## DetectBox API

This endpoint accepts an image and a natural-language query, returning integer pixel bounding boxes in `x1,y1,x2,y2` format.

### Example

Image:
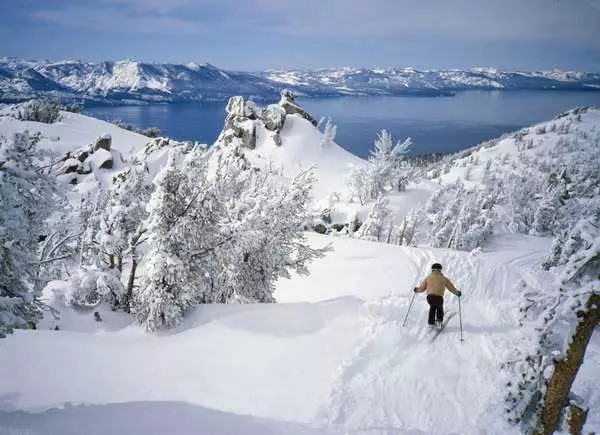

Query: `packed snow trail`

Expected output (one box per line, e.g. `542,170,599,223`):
280,234,551,434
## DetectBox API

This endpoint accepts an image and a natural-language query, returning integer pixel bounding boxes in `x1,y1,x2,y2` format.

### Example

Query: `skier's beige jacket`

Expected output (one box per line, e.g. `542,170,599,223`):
416,270,460,297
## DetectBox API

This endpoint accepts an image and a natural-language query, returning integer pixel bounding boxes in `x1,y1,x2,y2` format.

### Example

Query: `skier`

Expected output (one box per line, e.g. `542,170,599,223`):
413,263,462,329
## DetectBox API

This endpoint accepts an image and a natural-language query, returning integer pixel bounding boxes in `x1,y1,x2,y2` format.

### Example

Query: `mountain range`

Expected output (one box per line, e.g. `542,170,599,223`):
1,57,599,105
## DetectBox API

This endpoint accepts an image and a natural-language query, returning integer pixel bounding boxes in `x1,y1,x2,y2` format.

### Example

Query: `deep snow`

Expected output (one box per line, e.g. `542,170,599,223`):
2,233,584,435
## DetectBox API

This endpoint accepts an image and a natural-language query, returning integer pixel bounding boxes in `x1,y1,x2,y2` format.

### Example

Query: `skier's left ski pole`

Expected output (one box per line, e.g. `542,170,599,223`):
458,294,464,342
402,291,416,327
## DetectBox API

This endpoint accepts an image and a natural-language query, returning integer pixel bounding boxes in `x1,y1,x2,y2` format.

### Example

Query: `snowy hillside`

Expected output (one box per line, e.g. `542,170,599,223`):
1,99,599,434
2,57,600,104
0,105,153,194
5,232,596,435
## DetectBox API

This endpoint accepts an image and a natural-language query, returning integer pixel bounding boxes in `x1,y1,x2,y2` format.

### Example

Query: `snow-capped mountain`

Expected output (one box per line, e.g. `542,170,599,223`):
0,58,282,104
1,57,599,104
261,66,600,95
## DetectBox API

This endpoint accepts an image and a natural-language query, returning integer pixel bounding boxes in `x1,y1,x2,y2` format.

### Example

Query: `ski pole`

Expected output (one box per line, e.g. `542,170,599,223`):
402,291,416,327
458,294,464,342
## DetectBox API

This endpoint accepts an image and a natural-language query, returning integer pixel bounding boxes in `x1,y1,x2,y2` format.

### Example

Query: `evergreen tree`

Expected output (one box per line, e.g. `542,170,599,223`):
133,150,209,331
0,132,57,337
349,130,414,204
355,195,391,242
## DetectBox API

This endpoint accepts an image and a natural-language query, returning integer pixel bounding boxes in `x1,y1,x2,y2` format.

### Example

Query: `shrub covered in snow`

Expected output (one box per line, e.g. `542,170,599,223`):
16,99,62,124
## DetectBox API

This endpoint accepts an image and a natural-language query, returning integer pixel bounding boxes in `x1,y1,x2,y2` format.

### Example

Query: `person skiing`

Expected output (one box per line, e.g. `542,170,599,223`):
413,263,462,329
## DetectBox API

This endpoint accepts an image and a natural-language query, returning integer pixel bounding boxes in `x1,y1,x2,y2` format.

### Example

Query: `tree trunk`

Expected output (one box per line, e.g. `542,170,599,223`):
125,256,138,313
536,293,600,435
567,401,588,435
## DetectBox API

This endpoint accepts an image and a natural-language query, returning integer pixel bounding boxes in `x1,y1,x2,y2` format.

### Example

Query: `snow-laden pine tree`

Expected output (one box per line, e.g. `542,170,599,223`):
320,117,337,148
447,191,495,251
355,195,391,242
0,132,57,337
69,162,153,311
133,143,326,331
133,149,209,331
208,144,327,303
391,137,412,192
349,129,413,204
101,163,153,308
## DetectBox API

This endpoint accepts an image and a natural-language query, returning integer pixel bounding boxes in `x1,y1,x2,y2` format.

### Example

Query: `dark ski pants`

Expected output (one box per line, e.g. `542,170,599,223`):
426,295,444,325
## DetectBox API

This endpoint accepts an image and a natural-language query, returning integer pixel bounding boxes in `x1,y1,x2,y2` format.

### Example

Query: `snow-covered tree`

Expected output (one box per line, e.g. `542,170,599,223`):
0,132,58,337
320,117,337,148
348,130,413,204
355,195,391,242
502,121,600,432
391,137,412,192
133,144,327,331
209,146,327,303
133,150,209,331
102,163,152,308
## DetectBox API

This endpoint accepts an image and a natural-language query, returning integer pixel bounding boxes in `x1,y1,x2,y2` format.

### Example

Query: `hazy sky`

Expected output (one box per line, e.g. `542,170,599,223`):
2,0,600,71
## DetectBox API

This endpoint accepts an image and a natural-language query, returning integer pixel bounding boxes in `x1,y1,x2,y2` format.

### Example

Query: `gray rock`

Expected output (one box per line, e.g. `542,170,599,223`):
57,158,82,175
278,89,317,126
77,161,92,174
226,96,245,117
73,149,89,162
272,132,282,147
94,149,114,170
219,96,257,149
261,104,286,132
94,133,112,152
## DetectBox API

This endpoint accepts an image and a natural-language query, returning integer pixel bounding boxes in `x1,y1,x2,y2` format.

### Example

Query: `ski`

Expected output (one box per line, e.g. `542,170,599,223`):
430,312,456,342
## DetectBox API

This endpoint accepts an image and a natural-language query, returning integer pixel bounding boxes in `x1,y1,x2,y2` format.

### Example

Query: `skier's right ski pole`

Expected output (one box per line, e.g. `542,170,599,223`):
402,291,416,327
458,294,464,342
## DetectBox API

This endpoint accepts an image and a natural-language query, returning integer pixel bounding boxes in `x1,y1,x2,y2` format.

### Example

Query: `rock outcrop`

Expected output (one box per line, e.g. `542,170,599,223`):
216,90,319,150
278,89,318,126
54,134,116,184
93,133,112,152
217,96,258,149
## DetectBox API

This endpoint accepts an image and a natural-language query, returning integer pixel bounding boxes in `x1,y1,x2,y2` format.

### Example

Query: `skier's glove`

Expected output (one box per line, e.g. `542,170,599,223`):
457,290,462,297
413,287,419,293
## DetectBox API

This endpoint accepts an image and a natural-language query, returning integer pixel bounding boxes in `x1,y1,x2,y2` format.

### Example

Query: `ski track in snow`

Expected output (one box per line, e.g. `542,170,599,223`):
0,234,553,435
318,240,548,435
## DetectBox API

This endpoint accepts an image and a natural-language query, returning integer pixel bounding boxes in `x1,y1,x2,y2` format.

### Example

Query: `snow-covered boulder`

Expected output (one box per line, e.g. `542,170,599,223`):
93,133,112,152
261,104,286,132
92,148,114,170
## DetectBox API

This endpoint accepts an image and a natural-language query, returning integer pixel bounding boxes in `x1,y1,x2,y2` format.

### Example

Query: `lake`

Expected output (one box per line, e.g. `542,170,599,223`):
85,90,600,158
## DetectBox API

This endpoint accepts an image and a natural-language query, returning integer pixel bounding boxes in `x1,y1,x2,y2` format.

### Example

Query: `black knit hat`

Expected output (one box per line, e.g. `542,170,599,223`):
431,263,443,271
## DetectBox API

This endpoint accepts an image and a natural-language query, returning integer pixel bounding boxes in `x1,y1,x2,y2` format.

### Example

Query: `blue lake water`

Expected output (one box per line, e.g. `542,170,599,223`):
85,91,600,158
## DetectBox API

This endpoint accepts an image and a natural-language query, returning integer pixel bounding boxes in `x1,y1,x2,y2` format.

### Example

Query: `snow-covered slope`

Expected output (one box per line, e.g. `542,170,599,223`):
249,114,363,201
436,106,600,188
2,100,599,434
213,93,365,205
0,109,152,193
4,232,591,435
2,57,599,104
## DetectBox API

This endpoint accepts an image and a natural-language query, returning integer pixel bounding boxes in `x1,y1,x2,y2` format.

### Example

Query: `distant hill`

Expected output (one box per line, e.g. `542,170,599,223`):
1,57,599,104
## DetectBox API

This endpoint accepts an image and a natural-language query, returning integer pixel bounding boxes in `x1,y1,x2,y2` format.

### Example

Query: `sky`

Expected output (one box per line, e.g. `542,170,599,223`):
1,0,600,71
